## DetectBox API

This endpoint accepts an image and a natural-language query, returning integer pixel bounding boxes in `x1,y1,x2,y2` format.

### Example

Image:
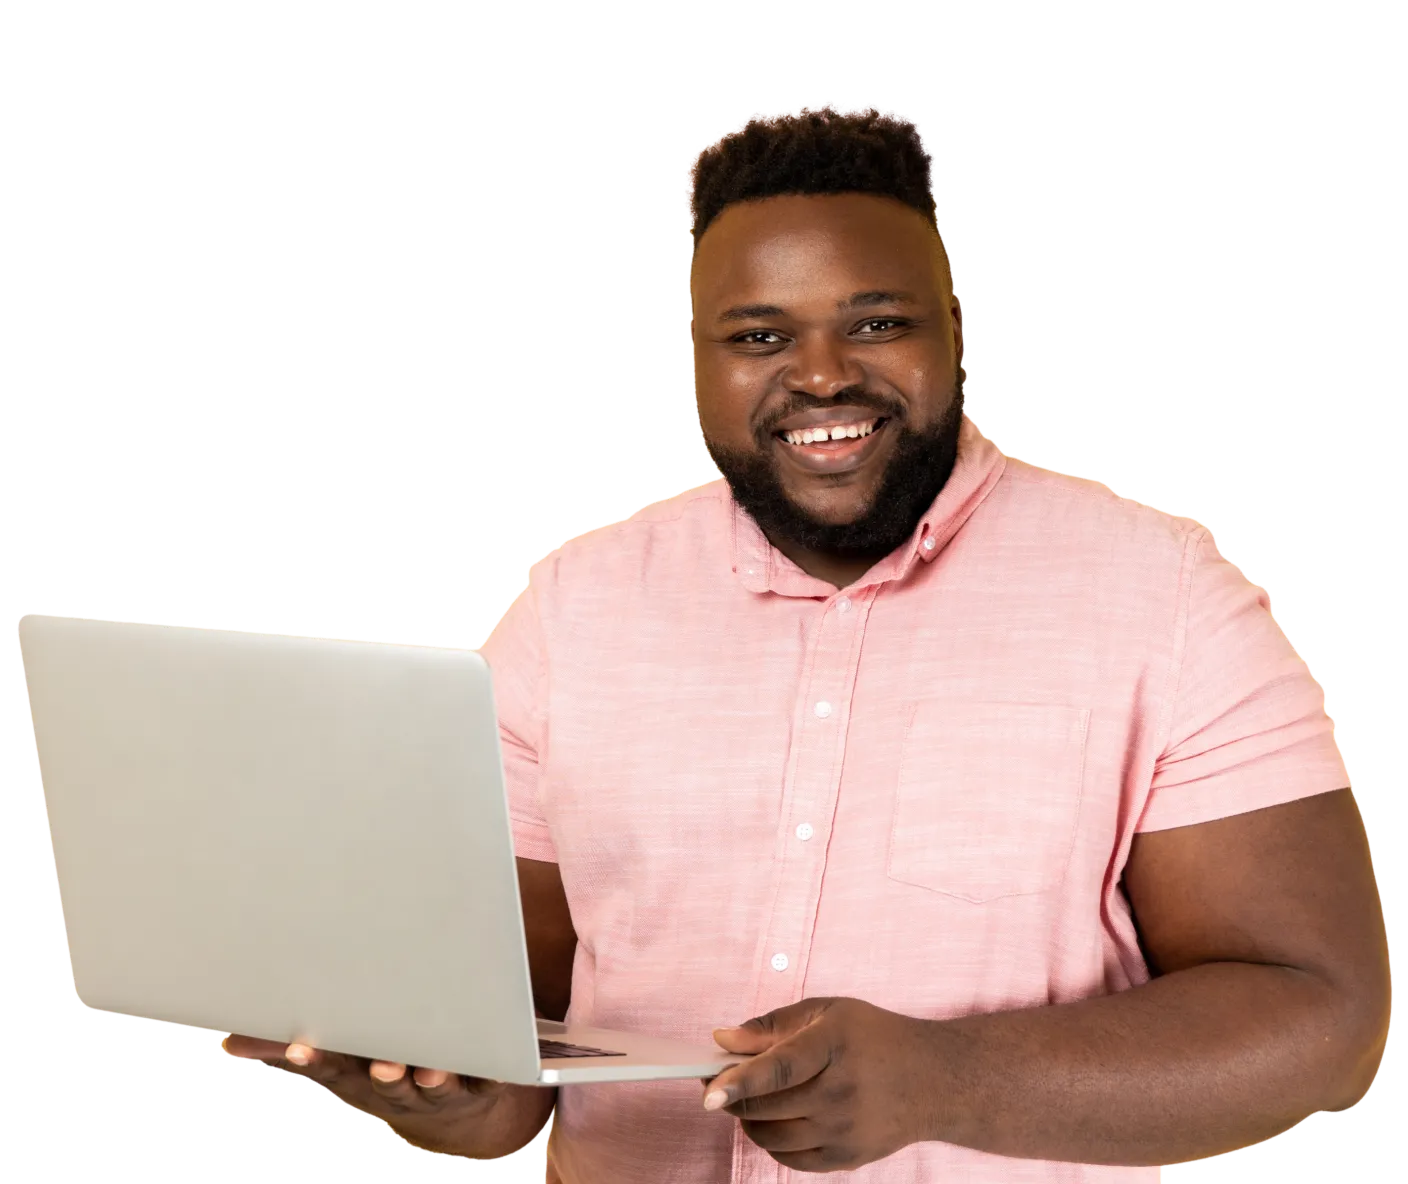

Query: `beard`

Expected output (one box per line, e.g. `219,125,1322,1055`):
705,375,965,562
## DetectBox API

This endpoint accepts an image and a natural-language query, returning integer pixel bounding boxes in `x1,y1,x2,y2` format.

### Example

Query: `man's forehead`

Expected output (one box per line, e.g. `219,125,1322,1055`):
691,193,948,310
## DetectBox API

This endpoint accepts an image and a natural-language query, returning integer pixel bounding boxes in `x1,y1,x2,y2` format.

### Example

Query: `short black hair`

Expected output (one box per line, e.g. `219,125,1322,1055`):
690,107,941,253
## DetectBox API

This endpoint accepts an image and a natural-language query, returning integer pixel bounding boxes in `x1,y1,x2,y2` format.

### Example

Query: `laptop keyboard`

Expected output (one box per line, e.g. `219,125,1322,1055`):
538,1038,626,1059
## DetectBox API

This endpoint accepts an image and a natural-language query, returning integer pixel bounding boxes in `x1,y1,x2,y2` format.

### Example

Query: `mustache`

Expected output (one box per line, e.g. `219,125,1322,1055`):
765,397,895,433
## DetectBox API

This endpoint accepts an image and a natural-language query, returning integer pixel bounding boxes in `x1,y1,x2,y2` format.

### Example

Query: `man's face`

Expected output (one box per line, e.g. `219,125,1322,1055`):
691,193,965,560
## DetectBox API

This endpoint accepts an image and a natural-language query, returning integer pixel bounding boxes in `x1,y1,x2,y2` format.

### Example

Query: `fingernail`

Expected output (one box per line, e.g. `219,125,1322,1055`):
221,1037,231,1053
703,1088,730,1111
370,1062,404,1082
285,1044,312,1066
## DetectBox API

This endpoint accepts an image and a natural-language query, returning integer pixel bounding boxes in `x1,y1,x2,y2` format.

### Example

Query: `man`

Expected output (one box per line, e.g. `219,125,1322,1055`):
509,104,1385,1182
225,109,1390,1181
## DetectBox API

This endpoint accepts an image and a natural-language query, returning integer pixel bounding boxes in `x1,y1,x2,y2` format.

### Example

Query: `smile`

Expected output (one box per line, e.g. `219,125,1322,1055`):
771,416,891,474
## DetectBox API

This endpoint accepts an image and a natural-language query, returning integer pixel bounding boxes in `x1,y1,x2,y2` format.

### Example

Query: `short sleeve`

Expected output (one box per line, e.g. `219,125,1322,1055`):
1137,529,1350,833
479,584,558,862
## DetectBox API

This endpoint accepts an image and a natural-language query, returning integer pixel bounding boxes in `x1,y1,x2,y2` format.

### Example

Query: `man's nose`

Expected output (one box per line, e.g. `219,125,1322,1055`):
781,331,863,398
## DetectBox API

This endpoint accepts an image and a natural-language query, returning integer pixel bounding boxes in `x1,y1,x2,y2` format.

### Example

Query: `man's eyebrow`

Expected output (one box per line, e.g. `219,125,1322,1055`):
715,292,918,322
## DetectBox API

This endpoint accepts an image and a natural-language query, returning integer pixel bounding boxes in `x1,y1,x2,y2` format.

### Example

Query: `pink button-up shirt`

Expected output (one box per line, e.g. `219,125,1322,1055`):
480,415,1349,1184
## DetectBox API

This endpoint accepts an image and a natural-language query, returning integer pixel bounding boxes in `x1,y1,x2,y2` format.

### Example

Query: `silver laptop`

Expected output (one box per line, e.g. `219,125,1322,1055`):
19,614,746,1086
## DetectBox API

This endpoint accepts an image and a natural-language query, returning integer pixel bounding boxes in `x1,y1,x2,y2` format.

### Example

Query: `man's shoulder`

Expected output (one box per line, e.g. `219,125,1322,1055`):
993,455,1207,555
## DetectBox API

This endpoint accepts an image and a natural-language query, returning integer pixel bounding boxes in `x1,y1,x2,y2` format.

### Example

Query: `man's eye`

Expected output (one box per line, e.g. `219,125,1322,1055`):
734,330,785,346
855,318,904,334
732,318,906,346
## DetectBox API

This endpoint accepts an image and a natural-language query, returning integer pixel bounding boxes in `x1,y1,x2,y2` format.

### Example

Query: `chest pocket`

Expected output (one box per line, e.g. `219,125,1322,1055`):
887,700,1090,903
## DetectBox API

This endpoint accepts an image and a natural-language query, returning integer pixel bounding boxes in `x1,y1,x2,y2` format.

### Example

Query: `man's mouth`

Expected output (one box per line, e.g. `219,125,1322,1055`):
776,417,885,447
769,414,891,474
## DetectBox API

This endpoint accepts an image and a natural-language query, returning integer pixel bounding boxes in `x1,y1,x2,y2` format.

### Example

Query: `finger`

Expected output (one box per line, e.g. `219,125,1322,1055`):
703,1026,833,1111
412,1067,454,1091
223,1037,360,1084
222,1036,323,1072
737,1115,822,1148
712,998,833,1054
725,1075,830,1122
368,1060,408,1089
222,1034,292,1060
368,1062,421,1109
410,1067,478,1104
371,1064,475,1103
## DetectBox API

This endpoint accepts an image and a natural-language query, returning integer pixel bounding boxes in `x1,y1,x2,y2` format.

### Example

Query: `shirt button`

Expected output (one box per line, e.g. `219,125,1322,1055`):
835,596,852,614
770,952,790,972
795,822,814,841
813,700,832,719
922,536,936,551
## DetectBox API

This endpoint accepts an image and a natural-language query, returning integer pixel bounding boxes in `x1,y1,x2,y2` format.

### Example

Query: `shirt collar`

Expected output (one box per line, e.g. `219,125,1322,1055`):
731,414,1007,597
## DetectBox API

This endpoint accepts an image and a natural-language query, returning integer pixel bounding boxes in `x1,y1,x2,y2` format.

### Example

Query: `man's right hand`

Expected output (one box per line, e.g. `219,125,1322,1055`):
222,1034,539,1157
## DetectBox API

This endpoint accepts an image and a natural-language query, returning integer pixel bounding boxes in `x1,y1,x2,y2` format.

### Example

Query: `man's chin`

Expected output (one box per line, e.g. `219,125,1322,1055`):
738,487,911,560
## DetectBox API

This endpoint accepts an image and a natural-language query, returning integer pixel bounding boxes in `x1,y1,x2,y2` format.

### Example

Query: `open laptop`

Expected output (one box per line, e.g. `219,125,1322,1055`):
18,614,747,1086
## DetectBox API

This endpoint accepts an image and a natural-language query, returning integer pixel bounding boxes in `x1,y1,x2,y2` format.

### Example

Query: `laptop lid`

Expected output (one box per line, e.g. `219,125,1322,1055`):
19,615,545,1085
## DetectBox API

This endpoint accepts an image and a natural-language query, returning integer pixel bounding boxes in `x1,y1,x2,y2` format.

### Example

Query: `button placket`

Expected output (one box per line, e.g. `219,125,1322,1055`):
771,588,856,991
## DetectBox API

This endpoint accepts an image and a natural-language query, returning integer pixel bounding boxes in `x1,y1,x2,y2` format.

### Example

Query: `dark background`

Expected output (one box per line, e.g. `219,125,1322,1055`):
24,80,1385,1171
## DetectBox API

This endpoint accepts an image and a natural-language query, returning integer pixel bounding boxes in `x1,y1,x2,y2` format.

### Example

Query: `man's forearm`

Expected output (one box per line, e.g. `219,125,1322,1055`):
919,961,1385,1166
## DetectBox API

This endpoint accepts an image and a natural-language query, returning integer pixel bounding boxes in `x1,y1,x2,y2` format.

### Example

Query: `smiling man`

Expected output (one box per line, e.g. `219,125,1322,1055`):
226,109,1390,1182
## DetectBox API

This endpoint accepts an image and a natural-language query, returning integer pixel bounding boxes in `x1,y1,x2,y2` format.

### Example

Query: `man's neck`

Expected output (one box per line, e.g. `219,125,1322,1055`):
765,532,884,591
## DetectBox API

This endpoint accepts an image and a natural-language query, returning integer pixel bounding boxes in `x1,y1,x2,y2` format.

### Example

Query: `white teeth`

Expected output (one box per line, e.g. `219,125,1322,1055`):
782,418,879,446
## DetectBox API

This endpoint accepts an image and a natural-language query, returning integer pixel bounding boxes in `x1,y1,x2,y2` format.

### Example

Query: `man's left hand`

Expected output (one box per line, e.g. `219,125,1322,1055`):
703,997,938,1173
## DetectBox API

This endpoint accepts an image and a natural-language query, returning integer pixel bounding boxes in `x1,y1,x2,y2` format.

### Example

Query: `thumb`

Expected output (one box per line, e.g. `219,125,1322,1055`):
712,1024,774,1053
713,998,833,1052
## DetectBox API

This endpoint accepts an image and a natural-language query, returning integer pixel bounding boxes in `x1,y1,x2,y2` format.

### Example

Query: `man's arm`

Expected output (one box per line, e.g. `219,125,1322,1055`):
522,855,577,1022
922,787,1390,1163
706,788,1390,1171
